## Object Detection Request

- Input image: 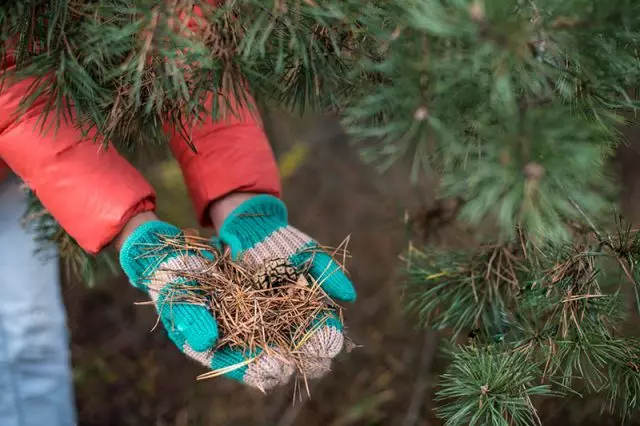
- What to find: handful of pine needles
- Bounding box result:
[152,233,349,382]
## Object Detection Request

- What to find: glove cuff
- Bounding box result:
[119,220,183,288]
[218,195,289,255]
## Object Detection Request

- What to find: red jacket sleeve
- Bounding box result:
[0,74,156,254]
[168,94,281,227]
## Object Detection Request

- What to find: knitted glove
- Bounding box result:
[218,195,357,379]
[119,221,294,391]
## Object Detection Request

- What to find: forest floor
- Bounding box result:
[62,112,640,425]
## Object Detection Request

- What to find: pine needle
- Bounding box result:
[146,234,349,389]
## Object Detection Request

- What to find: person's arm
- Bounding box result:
[167,92,281,229]
[0,72,158,254]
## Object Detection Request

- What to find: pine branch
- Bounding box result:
[22,189,118,287]
[1,0,377,149]
[346,0,638,244]
[406,216,640,421]
[436,345,554,426]
[605,338,640,420]
[405,243,523,337]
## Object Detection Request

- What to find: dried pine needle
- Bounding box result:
[142,234,350,384]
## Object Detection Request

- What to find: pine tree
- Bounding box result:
[3,0,640,423]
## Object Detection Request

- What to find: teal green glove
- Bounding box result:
[119,221,294,391]
[119,221,219,352]
[218,195,357,379]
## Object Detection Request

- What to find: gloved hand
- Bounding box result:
[217,195,357,379]
[119,220,295,391]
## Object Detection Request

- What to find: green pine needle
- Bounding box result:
[22,189,118,287]
[436,345,555,426]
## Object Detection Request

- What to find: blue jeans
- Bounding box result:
[0,177,76,426]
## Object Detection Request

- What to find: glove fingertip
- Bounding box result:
[331,280,357,303]
[309,253,357,302]
[217,232,244,261]
[165,304,219,352]
[187,329,219,352]
[211,347,255,382]
[119,221,182,284]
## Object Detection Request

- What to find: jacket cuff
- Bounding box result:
[98,196,157,255]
